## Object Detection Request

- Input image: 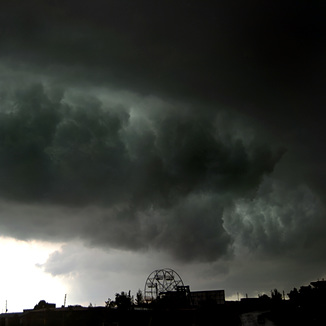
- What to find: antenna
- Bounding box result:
[64,294,67,307]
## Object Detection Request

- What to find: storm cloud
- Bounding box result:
[0,0,325,299]
[0,81,284,261]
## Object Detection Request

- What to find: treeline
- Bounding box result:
[104,290,139,310]
[265,280,326,325]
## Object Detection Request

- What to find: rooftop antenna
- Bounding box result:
[64,294,67,307]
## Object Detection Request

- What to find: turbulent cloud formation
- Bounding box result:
[0,0,325,301]
[0,82,284,261]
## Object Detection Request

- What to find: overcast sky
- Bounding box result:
[0,0,326,311]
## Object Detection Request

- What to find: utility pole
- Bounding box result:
[64,294,67,307]
[5,300,7,313]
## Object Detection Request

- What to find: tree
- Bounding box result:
[105,298,117,308]
[115,291,133,310]
[135,289,144,306]
[288,287,299,303]
[105,298,114,308]
[271,289,282,303]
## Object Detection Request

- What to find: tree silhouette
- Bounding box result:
[271,289,282,302]
[115,291,133,310]
[288,287,299,304]
[105,298,116,308]
[135,289,144,306]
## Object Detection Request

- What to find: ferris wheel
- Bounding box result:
[144,268,184,302]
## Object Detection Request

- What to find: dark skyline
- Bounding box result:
[0,0,325,309]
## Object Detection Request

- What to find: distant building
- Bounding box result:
[190,290,225,306]
[158,287,225,308]
[240,295,271,311]
[33,300,56,310]
[157,286,191,307]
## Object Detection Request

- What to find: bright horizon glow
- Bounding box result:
[0,236,67,313]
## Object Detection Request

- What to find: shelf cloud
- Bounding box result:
[0,0,325,302]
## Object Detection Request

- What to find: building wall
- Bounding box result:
[190,290,225,306]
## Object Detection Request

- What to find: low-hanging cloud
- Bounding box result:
[0,82,284,262]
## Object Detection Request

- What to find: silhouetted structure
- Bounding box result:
[0,305,241,326]
[144,268,184,302]
[3,277,326,325]
[191,290,225,307]
[311,279,326,291]
[240,295,271,312]
[154,286,191,309]
[33,300,56,310]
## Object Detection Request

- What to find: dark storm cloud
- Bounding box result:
[224,180,326,257]
[1,1,325,158]
[1,0,324,106]
[0,0,325,282]
[0,83,283,204]
[0,83,129,204]
[0,82,283,261]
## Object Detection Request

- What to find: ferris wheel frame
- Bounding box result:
[144,268,184,302]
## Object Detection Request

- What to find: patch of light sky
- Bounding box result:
[0,234,257,312]
[0,236,66,313]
